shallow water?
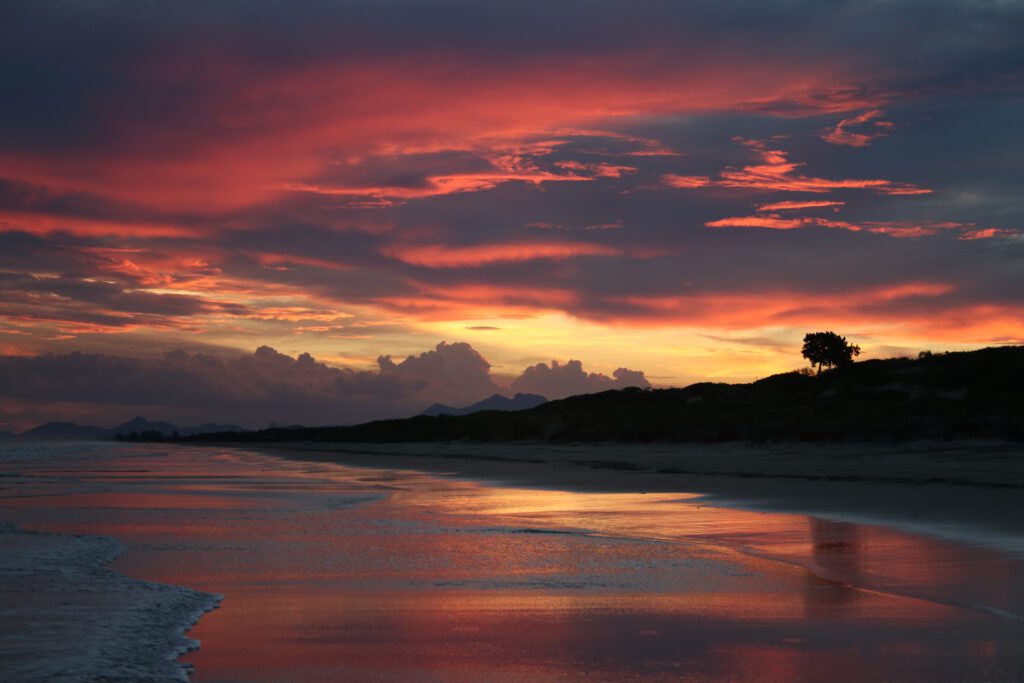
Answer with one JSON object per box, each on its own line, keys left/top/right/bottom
{"left": 1, "top": 442, "right": 1023, "bottom": 682}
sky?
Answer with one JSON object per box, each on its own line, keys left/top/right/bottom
{"left": 1, "top": 0, "right": 1023, "bottom": 430}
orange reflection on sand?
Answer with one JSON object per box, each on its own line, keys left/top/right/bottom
{"left": 2, "top": 491, "right": 276, "bottom": 510}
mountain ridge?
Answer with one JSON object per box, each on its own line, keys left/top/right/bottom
{"left": 16, "top": 417, "right": 244, "bottom": 440}
{"left": 419, "top": 392, "right": 548, "bottom": 417}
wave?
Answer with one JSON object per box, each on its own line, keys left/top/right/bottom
{"left": 0, "top": 521, "right": 221, "bottom": 682}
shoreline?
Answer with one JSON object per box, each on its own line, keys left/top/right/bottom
{"left": 220, "top": 439, "right": 1024, "bottom": 555}
{"left": 0, "top": 521, "right": 221, "bottom": 683}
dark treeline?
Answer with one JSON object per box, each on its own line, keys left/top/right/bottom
{"left": 187, "top": 346, "right": 1024, "bottom": 444}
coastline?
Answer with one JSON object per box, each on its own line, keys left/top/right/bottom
{"left": 231, "top": 439, "right": 1024, "bottom": 555}
{"left": 0, "top": 521, "right": 221, "bottom": 683}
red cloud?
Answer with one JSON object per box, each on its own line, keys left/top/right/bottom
{"left": 661, "top": 174, "right": 712, "bottom": 188}
{"left": 381, "top": 241, "right": 621, "bottom": 268}
{"left": 821, "top": 109, "right": 894, "bottom": 147}
{"left": 553, "top": 161, "right": 638, "bottom": 177}
{"left": 717, "top": 139, "right": 929, "bottom": 195}
{"left": 958, "top": 228, "right": 1021, "bottom": 241}
{"left": 757, "top": 200, "right": 845, "bottom": 212}
{"left": 0, "top": 210, "right": 200, "bottom": 238}
{"left": 595, "top": 281, "right": 1024, "bottom": 343}
{"left": 663, "top": 139, "right": 929, "bottom": 195}
{"left": 374, "top": 283, "right": 580, "bottom": 320}
{"left": 706, "top": 214, "right": 987, "bottom": 239}
{"left": 0, "top": 45, "right": 872, "bottom": 219}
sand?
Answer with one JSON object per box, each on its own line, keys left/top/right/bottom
{"left": 248, "top": 439, "right": 1024, "bottom": 554}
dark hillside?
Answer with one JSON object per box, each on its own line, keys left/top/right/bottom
{"left": 191, "top": 346, "right": 1024, "bottom": 444}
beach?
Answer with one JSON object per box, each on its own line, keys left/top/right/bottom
{"left": 258, "top": 439, "right": 1024, "bottom": 554}
{"left": 1, "top": 440, "right": 1023, "bottom": 681}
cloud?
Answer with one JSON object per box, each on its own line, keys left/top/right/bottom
{"left": 1, "top": 0, "right": 1023, "bottom": 384}
{"left": 661, "top": 174, "right": 712, "bottom": 188}
{"left": 377, "top": 342, "right": 498, "bottom": 405}
{"left": 381, "top": 241, "right": 622, "bottom": 268}
{"left": 820, "top": 109, "right": 893, "bottom": 147}
{"left": 958, "top": 227, "right": 1021, "bottom": 241}
{"left": 704, "top": 215, "right": 993, "bottom": 238}
{"left": 666, "top": 138, "right": 931, "bottom": 195}
{"left": 0, "top": 342, "right": 651, "bottom": 430}
{"left": 757, "top": 200, "right": 845, "bottom": 212}
{"left": 705, "top": 215, "right": 857, "bottom": 231}
{"left": 510, "top": 359, "right": 650, "bottom": 400}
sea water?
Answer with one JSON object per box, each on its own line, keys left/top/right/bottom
{"left": 1, "top": 441, "right": 1023, "bottom": 682}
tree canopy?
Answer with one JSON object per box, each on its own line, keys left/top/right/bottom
{"left": 802, "top": 332, "right": 861, "bottom": 376}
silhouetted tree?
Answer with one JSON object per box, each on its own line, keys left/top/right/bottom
{"left": 802, "top": 332, "right": 860, "bottom": 376}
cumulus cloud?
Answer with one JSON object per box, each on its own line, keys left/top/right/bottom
{"left": 510, "top": 359, "right": 650, "bottom": 400}
{"left": 377, "top": 342, "right": 498, "bottom": 405}
{"left": 0, "top": 342, "right": 649, "bottom": 430}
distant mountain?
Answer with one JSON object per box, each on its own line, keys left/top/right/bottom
{"left": 420, "top": 393, "right": 548, "bottom": 417}
{"left": 17, "top": 416, "right": 246, "bottom": 440}
{"left": 0, "top": 430, "right": 16, "bottom": 440}
{"left": 20, "top": 422, "right": 112, "bottom": 440}
{"left": 112, "top": 416, "right": 179, "bottom": 436}
{"left": 419, "top": 403, "right": 458, "bottom": 417}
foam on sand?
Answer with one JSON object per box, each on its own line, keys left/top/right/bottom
{"left": 0, "top": 521, "right": 221, "bottom": 682}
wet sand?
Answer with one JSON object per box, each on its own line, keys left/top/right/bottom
{"left": 2, "top": 441, "right": 1024, "bottom": 682}
{"left": 253, "top": 439, "right": 1024, "bottom": 553}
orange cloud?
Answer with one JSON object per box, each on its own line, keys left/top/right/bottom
{"left": 381, "top": 241, "right": 621, "bottom": 268}
{"left": 757, "top": 200, "right": 845, "bottom": 212}
{"left": 661, "top": 174, "right": 712, "bottom": 188}
{"left": 594, "top": 282, "right": 1024, "bottom": 344}
{"left": 706, "top": 215, "right": 859, "bottom": 231}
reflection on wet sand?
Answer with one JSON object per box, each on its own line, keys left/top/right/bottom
{"left": 802, "top": 519, "right": 863, "bottom": 618}
{"left": 1, "top": 444, "right": 1022, "bottom": 682}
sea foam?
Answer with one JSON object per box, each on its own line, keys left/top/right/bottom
{"left": 0, "top": 521, "right": 221, "bottom": 682}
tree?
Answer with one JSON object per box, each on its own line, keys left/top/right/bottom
{"left": 802, "top": 332, "right": 860, "bottom": 376}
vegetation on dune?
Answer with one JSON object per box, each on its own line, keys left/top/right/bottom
{"left": 801, "top": 331, "right": 861, "bottom": 376}
{"left": 188, "top": 344, "right": 1024, "bottom": 444}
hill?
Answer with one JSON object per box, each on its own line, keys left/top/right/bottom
{"left": 20, "top": 422, "right": 112, "bottom": 440}
{"left": 419, "top": 393, "right": 547, "bottom": 417}
{"left": 16, "top": 417, "right": 244, "bottom": 440}
{"left": 190, "top": 346, "right": 1024, "bottom": 444}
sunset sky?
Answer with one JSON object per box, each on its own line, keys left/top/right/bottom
{"left": 1, "top": 1, "right": 1023, "bottom": 429}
